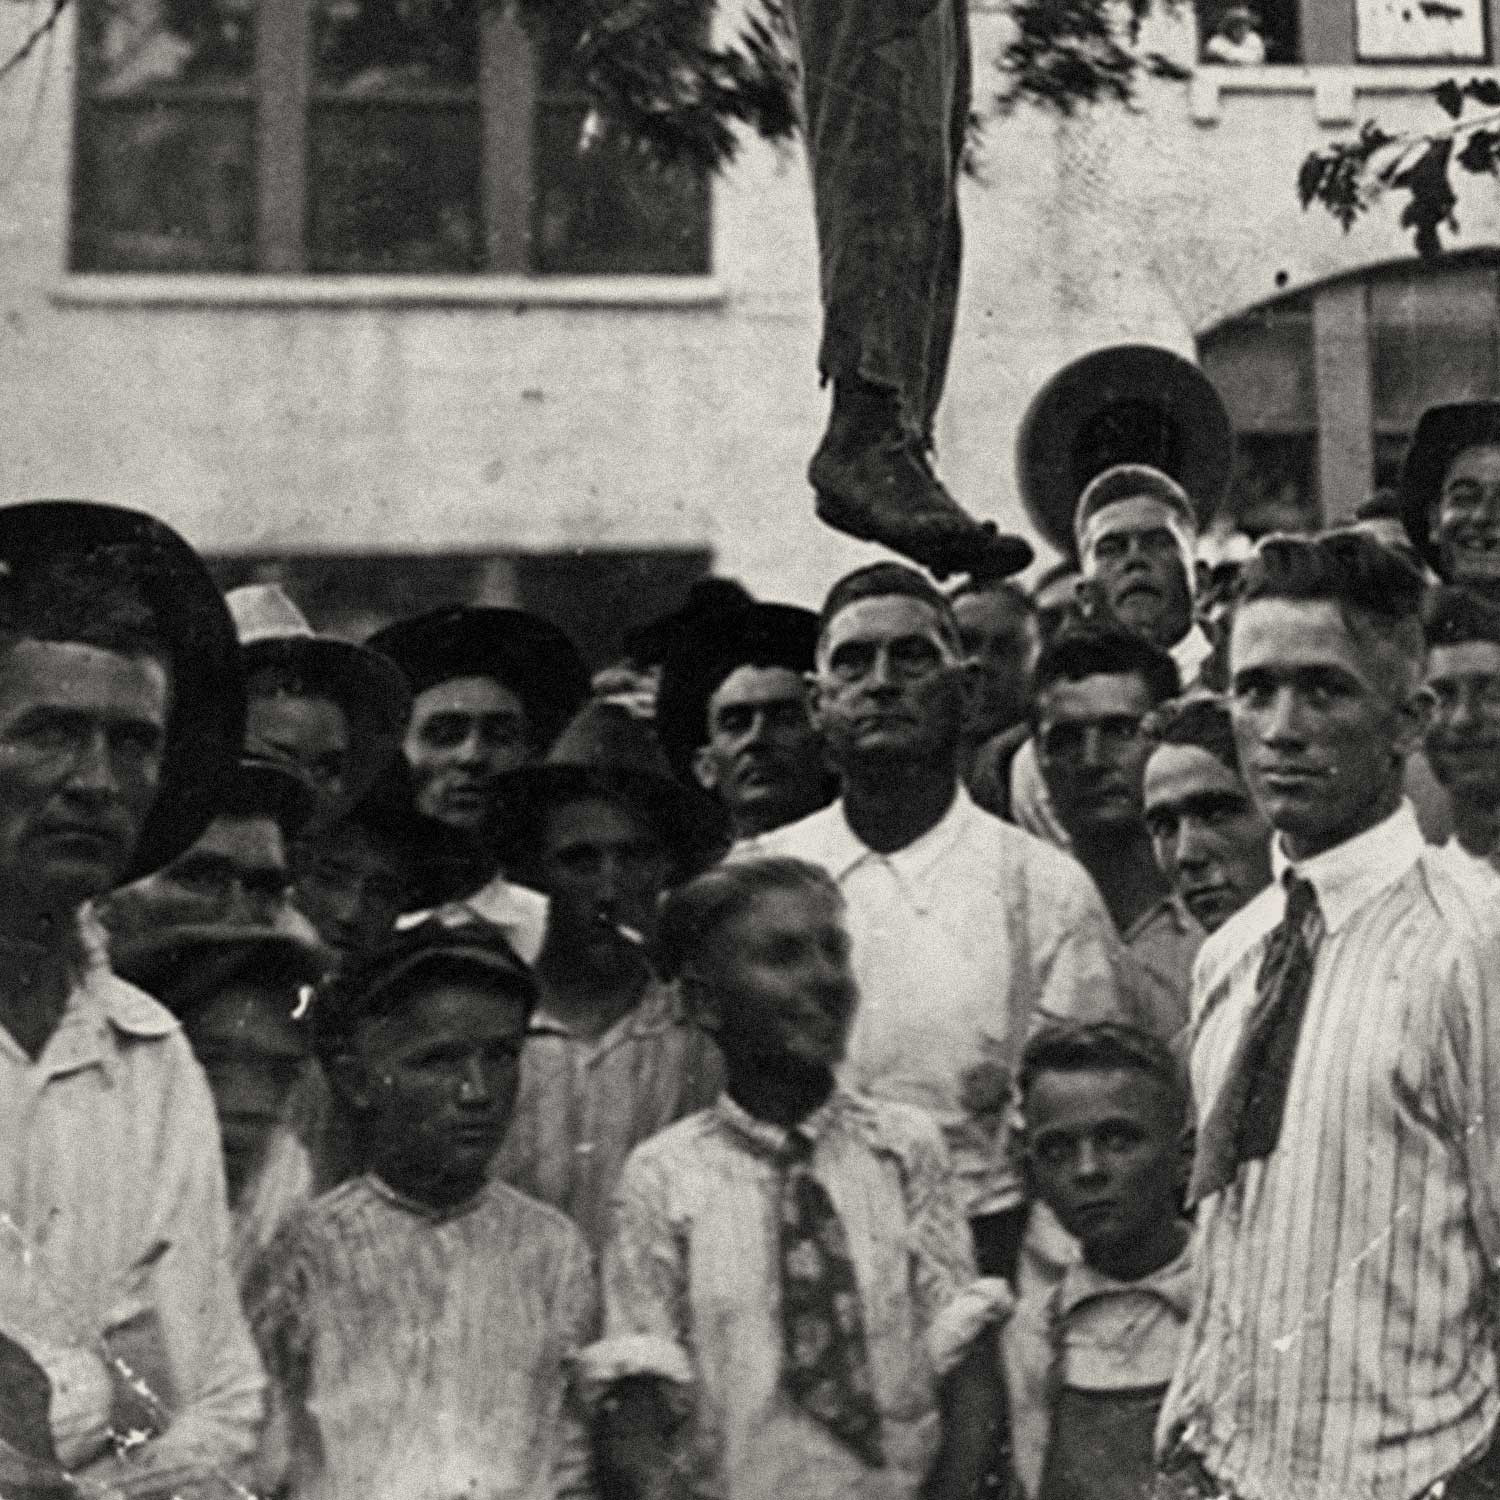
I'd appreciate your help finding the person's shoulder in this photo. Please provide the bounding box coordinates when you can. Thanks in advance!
[1412,847,1500,956]
[736,803,844,863]
[965,802,1096,894]
[94,966,182,1043]
[624,1106,721,1173]
[482,1177,591,1254]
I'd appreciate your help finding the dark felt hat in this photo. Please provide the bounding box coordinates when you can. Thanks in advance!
[113,922,324,1022]
[1016,345,1235,559]
[0,500,245,882]
[228,584,412,819]
[1399,400,1500,569]
[366,606,589,755]
[229,752,321,839]
[654,602,819,777]
[623,577,756,668]
[495,700,730,874]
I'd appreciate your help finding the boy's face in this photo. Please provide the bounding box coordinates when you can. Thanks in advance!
[696,885,858,1078]
[1023,1066,1184,1271]
[346,978,530,1208]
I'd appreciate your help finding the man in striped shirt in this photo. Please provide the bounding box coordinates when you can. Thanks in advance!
[1157,532,1500,1500]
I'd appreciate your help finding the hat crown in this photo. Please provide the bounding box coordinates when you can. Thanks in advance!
[543,701,677,782]
[228,583,316,645]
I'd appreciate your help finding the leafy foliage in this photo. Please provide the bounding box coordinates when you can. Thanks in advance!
[1301,80,1500,258]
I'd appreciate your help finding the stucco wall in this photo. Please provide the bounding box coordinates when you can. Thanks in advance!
[0,2,1496,602]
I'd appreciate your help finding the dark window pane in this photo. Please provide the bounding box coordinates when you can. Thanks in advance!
[1195,0,1299,62]
[307,101,483,270]
[314,0,476,88]
[81,0,256,90]
[1226,432,1319,537]
[534,99,710,274]
[73,100,255,270]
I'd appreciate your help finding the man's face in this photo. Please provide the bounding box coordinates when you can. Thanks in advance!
[693,665,826,837]
[1035,672,1156,841]
[1085,499,1194,648]
[813,597,967,773]
[1425,640,1500,805]
[1434,444,1500,590]
[0,640,170,909]
[185,985,308,1205]
[537,796,673,970]
[695,884,858,1077]
[349,980,529,1208]
[404,676,529,830]
[954,589,1039,740]
[293,823,412,956]
[246,692,351,810]
[1229,598,1425,861]
[105,814,291,940]
[1143,742,1272,931]
[1023,1066,1184,1270]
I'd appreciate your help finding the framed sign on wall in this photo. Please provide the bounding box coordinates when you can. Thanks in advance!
[1355,0,1488,61]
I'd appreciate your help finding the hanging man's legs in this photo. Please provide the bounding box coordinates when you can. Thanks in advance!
[785,0,1031,578]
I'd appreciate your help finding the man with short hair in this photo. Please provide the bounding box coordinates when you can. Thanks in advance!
[1158,532,1500,1500]
[1423,585,1500,879]
[1032,623,1199,1042]
[1141,694,1273,934]
[656,600,833,844]
[0,502,262,1498]
[754,562,1132,1280]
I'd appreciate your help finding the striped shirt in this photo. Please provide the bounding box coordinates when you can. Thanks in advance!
[751,787,1133,1215]
[246,1173,598,1500]
[587,1088,1010,1500]
[1158,802,1500,1500]
[0,910,264,1492]
[492,975,723,1249]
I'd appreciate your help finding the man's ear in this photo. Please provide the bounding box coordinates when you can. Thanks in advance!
[691,744,720,794]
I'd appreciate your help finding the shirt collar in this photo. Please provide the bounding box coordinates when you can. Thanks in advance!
[1271,800,1425,935]
[1055,1239,1195,1323]
[712,1084,859,1159]
[529,974,685,1041]
[1169,624,1214,686]
[818,784,976,886]
[1122,893,1195,945]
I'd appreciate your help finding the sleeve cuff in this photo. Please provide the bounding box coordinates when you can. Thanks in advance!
[927,1277,1014,1378]
[32,1344,113,1468]
[577,1334,696,1390]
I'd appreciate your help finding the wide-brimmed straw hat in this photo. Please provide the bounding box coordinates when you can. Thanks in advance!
[1016,344,1235,559]
[228,584,412,818]
[0,500,244,882]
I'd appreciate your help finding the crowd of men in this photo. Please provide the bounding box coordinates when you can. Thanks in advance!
[6,343,1500,1500]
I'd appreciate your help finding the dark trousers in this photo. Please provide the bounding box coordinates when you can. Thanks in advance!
[782,0,969,443]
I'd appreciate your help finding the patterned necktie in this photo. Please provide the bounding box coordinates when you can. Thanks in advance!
[777,1128,885,1469]
[1189,873,1324,1205]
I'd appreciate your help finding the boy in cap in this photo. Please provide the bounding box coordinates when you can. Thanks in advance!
[368,604,590,963]
[0,502,261,1498]
[245,918,597,1500]
[589,856,1010,1500]
[490,700,727,1248]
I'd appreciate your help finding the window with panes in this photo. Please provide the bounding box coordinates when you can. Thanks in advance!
[71,0,710,274]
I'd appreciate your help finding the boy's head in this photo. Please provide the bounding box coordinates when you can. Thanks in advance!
[1019,1022,1189,1278]
[657,857,858,1087]
[316,917,536,1209]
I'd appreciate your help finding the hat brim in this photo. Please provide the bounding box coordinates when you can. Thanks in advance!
[1016,345,1234,558]
[1399,401,1500,568]
[113,922,324,1019]
[495,762,730,876]
[242,636,412,819]
[0,501,245,882]
[654,603,820,774]
[366,608,589,754]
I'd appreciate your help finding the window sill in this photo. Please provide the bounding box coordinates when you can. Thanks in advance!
[1189,62,1500,126]
[50,272,727,311]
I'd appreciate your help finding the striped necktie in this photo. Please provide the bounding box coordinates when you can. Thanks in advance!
[1189,873,1323,1205]
[777,1128,885,1469]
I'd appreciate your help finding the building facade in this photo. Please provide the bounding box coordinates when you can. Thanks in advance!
[0,0,1498,649]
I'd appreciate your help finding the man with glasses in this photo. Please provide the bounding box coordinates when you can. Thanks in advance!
[1032,621,1198,1044]
[753,562,1131,1282]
